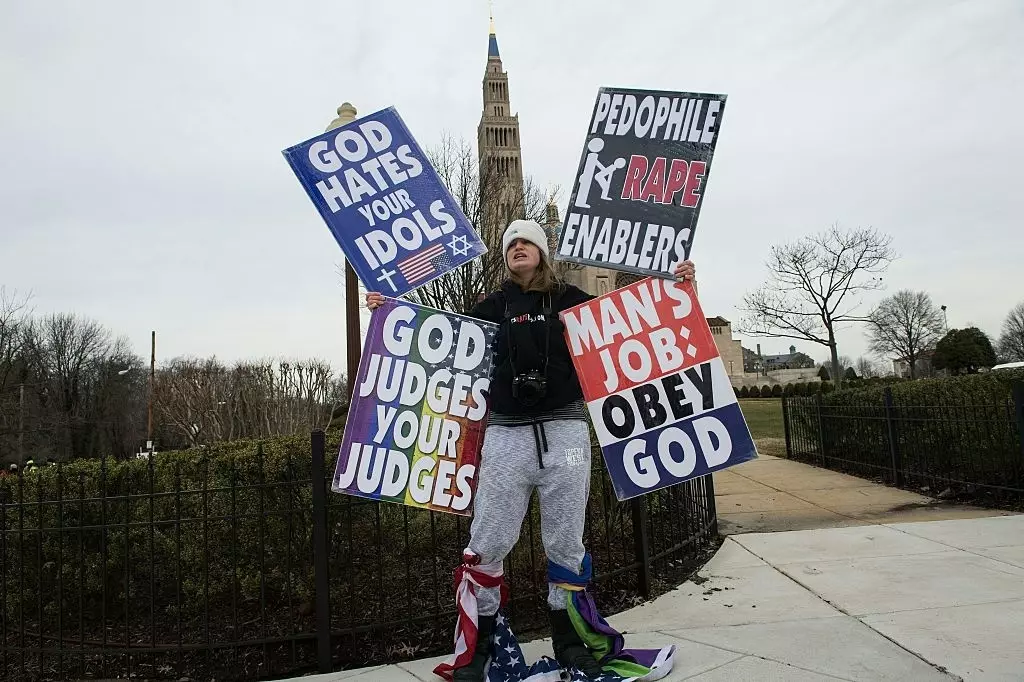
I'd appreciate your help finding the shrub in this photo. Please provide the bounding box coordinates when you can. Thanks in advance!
[783,383,796,397]
[772,384,784,398]
[739,386,750,398]
[794,383,808,397]
[796,369,1024,506]
[822,381,835,394]
[824,368,1024,406]
[806,381,821,395]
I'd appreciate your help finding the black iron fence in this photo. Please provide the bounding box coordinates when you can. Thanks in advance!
[0,431,718,681]
[783,384,1024,505]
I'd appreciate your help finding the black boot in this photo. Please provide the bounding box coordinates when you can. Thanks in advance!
[549,609,602,678]
[453,614,495,682]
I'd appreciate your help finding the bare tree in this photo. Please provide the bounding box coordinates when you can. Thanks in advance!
[14,313,143,460]
[997,301,1024,362]
[154,356,343,448]
[822,355,854,381]
[0,288,31,406]
[738,224,895,388]
[404,134,556,315]
[866,290,945,379]
[855,356,880,379]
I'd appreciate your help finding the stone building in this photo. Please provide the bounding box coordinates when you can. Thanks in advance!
[707,317,746,378]
[477,17,618,297]
[474,16,760,379]
[477,17,525,236]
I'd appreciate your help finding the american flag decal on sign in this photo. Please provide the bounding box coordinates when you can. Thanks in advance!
[398,243,447,284]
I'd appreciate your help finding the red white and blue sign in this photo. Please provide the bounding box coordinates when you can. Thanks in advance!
[282,107,488,297]
[560,277,757,501]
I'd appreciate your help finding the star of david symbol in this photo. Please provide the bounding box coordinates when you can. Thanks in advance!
[448,234,472,257]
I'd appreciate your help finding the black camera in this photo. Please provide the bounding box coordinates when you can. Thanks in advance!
[512,370,547,407]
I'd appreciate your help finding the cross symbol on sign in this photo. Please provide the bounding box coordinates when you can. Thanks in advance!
[377,268,398,292]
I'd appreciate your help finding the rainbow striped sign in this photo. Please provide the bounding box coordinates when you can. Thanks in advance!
[333,298,497,516]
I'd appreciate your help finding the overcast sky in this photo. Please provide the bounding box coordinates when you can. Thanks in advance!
[3,0,1022,373]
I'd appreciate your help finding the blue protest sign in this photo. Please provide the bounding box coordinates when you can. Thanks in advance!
[282,107,488,297]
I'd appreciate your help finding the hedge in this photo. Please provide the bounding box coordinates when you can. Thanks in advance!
[787,369,1024,506]
[0,420,717,677]
[822,369,1024,406]
[0,431,330,667]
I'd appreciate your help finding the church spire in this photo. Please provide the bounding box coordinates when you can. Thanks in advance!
[488,12,500,59]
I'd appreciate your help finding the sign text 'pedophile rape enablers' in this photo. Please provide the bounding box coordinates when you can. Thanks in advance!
[282,107,487,298]
[555,87,727,279]
[334,298,498,516]
[560,277,756,500]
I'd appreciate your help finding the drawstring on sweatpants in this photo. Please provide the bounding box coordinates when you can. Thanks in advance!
[530,422,549,469]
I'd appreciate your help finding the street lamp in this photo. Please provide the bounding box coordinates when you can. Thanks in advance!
[941,305,948,332]
[327,102,362,402]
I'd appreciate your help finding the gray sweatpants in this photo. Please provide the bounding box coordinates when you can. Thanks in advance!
[468,419,592,616]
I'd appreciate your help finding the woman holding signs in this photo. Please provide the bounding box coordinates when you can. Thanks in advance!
[367,219,695,681]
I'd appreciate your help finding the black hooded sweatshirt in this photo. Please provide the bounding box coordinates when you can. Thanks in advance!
[468,280,594,416]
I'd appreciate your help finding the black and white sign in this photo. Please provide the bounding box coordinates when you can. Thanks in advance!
[555,87,727,277]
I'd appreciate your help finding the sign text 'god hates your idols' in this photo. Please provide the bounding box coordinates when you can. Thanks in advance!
[282,107,487,298]
[560,278,756,501]
[334,298,497,516]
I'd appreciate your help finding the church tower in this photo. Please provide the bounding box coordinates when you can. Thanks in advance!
[477,14,526,246]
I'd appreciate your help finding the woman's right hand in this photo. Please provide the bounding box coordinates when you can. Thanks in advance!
[365,292,385,311]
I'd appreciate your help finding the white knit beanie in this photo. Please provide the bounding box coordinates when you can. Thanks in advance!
[501,220,550,260]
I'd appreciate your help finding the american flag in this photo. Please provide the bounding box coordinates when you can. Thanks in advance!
[485,613,632,681]
[485,612,563,681]
[435,555,667,682]
[398,243,450,284]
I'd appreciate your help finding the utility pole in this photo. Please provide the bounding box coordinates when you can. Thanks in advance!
[18,383,24,469]
[327,102,362,401]
[148,330,155,453]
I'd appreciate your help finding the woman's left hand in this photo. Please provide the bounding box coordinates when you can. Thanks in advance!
[673,260,696,282]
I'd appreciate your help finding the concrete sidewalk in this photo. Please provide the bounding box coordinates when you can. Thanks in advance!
[297,516,1024,681]
[714,455,1014,534]
[294,457,1022,681]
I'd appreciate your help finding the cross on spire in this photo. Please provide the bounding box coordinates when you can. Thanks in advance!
[488,0,500,58]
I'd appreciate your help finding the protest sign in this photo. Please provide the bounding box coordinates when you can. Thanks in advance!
[555,87,727,278]
[560,277,756,501]
[282,107,487,298]
[334,297,498,516]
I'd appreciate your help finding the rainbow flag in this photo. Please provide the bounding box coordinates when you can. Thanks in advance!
[436,554,674,681]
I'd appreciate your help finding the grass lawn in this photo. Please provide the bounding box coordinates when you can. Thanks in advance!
[738,399,785,440]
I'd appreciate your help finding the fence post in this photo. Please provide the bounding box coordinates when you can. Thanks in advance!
[883,387,904,487]
[310,430,332,674]
[630,498,651,598]
[815,392,826,466]
[705,472,718,537]
[781,396,793,458]
[1013,382,1024,461]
